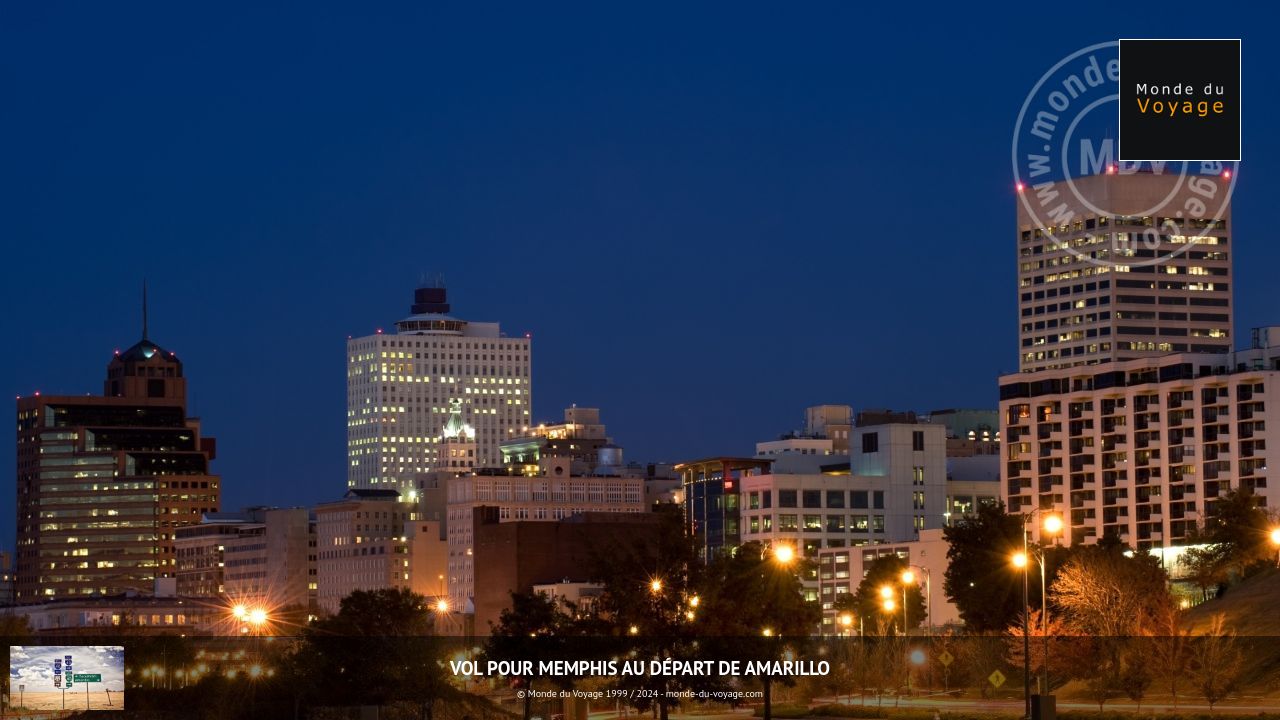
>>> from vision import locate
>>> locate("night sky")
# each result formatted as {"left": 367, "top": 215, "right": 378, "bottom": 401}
{"left": 3, "top": 4, "right": 1278, "bottom": 545}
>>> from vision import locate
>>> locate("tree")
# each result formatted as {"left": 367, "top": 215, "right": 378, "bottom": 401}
{"left": 585, "top": 507, "right": 705, "bottom": 720}
{"left": 697, "top": 541, "right": 821, "bottom": 720}
{"left": 1051, "top": 544, "right": 1171, "bottom": 636}
{"left": 303, "top": 588, "right": 452, "bottom": 719}
{"left": 483, "top": 591, "right": 575, "bottom": 720}
{"left": 1080, "top": 639, "right": 1122, "bottom": 711}
{"left": 1181, "top": 544, "right": 1230, "bottom": 601}
{"left": 1187, "top": 488, "right": 1275, "bottom": 586}
{"left": 942, "top": 502, "right": 1027, "bottom": 631}
{"left": 1193, "top": 615, "right": 1244, "bottom": 712}
{"left": 1003, "top": 609, "right": 1076, "bottom": 693}
{"left": 847, "top": 556, "right": 926, "bottom": 635}
{"left": 1148, "top": 601, "right": 1193, "bottom": 708}
{"left": 1117, "top": 641, "right": 1153, "bottom": 713}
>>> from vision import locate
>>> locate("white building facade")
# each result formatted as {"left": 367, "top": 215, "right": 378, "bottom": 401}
{"left": 347, "top": 286, "right": 531, "bottom": 493}
{"left": 736, "top": 423, "right": 947, "bottom": 600}
{"left": 1000, "top": 332, "right": 1280, "bottom": 550}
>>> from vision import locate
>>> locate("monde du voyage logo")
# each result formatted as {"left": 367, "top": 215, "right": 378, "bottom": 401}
{"left": 1012, "top": 40, "right": 1241, "bottom": 270}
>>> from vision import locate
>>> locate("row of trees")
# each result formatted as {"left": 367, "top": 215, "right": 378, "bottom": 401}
{"left": 485, "top": 509, "right": 820, "bottom": 720}
{"left": 942, "top": 489, "right": 1277, "bottom": 632}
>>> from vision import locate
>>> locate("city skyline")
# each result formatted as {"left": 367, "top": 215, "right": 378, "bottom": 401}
{"left": 5, "top": 4, "right": 1280, "bottom": 549}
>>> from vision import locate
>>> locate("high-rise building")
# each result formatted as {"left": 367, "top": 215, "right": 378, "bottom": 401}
{"left": 1002, "top": 169, "right": 1265, "bottom": 553}
{"left": 1000, "top": 333, "right": 1280, "bottom": 550}
{"left": 1017, "top": 172, "right": 1232, "bottom": 372}
{"left": 15, "top": 310, "right": 221, "bottom": 601}
{"left": 346, "top": 285, "right": 532, "bottom": 494}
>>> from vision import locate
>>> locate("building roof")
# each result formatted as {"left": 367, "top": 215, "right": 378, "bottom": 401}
{"left": 345, "top": 488, "right": 402, "bottom": 499}
{"left": 115, "top": 338, "right": 179, "bottom": 364}
{"left": 674, "top": 457, "right": 773, "bottom": 470}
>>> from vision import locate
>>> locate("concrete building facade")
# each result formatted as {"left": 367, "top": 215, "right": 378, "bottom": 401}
{"left": 1017, "top": 172, "right": 1232, "bottom": 372}
{"left": 347, "top": 285, "right": 531, "bottom": 493}
{"left": 815, "top": 529, "right": 957, "bottom": 633}
{"left": 1001, "top": 335, "right": 1280, "bottom": 549}
{"left": 445, "top": 456, "right": 645, "bottom": 610}
{"left": 314, "top": 489, "right": 446, "bottom": 614}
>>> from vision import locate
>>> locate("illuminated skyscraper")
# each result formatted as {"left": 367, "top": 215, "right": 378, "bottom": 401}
{"left": 346, "top": 285, "right": 532, "bottom": 493}
{"left": 1016, "top": 172, "right": 1232, "bottom": 372}
{"left": 15, "top": 305, "right": 221, "bottom": 601}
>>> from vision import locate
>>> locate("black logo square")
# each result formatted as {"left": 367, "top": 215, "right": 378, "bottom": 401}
{"left": 1119, "top": 39, "right": 1240, "bottom": 161}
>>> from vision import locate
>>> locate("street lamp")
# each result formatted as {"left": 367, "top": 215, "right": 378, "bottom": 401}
{"left": 650, "top": 578, "right": 664, "bottom": 594}
{"left": 1038, "top": 514, "right": 1063, "bottom": 695}
{"left": 900, "top": 566, "right": 933, "bottom": 637}
{"left": 1012, "top": 550, "right": 1031, "bottom": 719}
{"left": 1013, "top": 510, "right": 1062, "bottom": 720}
{"left": 1270, "top": 527, "right": 1280, "bottom": 567}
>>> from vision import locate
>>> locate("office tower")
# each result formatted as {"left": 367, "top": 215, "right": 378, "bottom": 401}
{"left": 15, "top": 311, "right": 221, "bottom": 601}
{"left": 1002, "top": 169, "right": 1271, "bottom": 552}
{"left": 346, "top": 285, "right": 532, "bottom": 493}
{"left": 1017, "top": 172, "right": 1231, "bottom": 372}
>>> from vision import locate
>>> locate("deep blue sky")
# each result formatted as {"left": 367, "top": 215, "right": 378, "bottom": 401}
{"left": 3, "top": 4, "right": 1278, "bottom": 545}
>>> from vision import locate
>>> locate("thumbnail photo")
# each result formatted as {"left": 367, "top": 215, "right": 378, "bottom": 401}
{"left": 9, "top": 645, "right": 125, "bottom": 712}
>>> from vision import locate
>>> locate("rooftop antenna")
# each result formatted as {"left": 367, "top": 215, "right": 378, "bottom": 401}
{"left": 142, "top": 280, "right": 149, "bottom": 341}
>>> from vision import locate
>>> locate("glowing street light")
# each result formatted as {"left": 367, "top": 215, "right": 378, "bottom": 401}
{"left": 232, "top": 604, "right": 248, "bottom": 621}
{"left": 1271, "top": 527, "right": 1280, "bottom": 567}
{"left": 773, "top": 544, "right": 796, "bottom": 565}
{"left": 649, "top": 578, "right": 664, "bottom": 594}
{"left": 435, "top": 598, "right": 450, "bottom": 613}
{"left": 1043, "top": 514, "right": 1064, "bottom": 536}
{"left": 761, "top": 628, "right": 774, "bottom": 637}
{"left": 1011, "top": 551, "right": 1029, "bottom": 569}
{"left": 248, "top": 608, "right": 268, "bottom": 626}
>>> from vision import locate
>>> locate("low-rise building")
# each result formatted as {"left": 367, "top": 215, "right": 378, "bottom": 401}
{"left": 315, "top": 489, "right": 446, "bottom": 615}
{"left": 175, "top": 508, "right": 317, "bottom": 612}
{"left": 5, "top": 591, "right": 221, "bottom": 636}
{"left": 445, "top": 457, "right": 645, "bottom": 611}
{"left": 471, "top": 509, "right": 664, "bottom": 631}
{"left": 815, "top": 529, "right": 956, "bottom": 633}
